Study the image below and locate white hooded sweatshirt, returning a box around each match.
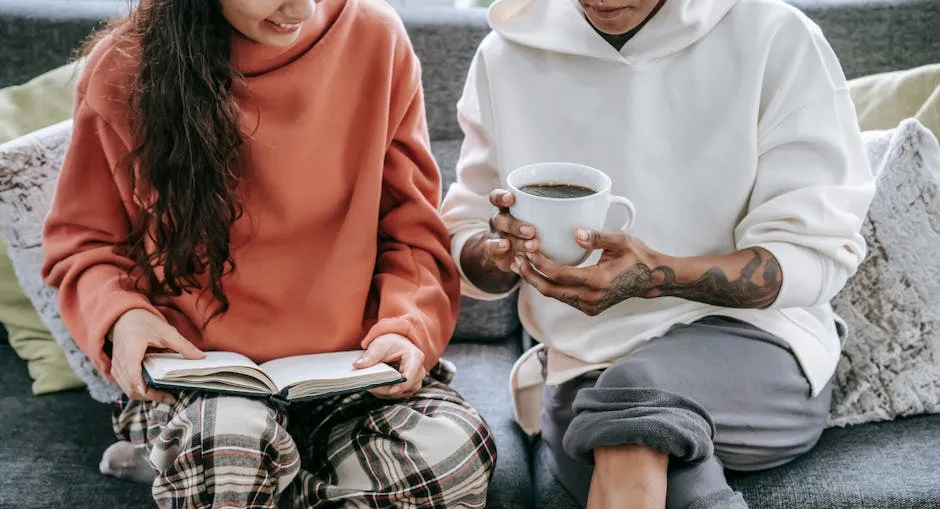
[440,0,875,432]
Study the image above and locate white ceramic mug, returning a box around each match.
[507,162,636,266]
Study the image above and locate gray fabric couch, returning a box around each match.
[1,0,939,508]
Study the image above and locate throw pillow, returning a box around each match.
[0,60,86,395]
[0,60,83,144]
[849,63,940,140]
[829,118,940,427]
[0,239,83,394]
[0,121,122,403]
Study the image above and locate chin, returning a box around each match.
[257,32,303,48]
[586,12,642,35]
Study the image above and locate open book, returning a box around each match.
[143,350,405,405]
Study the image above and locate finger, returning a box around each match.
[483,238,513,266]
[160,332,205,360]
[115,344,149,396]
[488,189,516,209]
[370,369,424,400]
[355,339,394,368]
[512,254,570,301]
[140,387,176,405]
[390,351,425,396]
[368,386,395,399]
[491,212,535,240]
[525,251,595,287]
[111,368,135,400]
[126,365,149,397]
[576,229,629,252]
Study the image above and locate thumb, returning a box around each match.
[576,229,628,252]
[161,331,205,360]
[355,339,393,368]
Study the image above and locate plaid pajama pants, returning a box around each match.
[113,368,496,509]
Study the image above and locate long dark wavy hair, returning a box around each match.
[84,0,246,321]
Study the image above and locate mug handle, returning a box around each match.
[609,195,637,231]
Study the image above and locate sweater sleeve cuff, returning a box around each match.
[451,228,520,302]
[86,291,162,376]
[758,241,826,309]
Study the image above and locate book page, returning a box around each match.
[259,350,401,393]
[144,351,277,393]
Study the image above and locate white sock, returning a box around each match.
[99,440,156,484]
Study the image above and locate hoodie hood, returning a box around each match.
[488,0,739,64]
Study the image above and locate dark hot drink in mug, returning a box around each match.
[519,183,597,199]
[507,162,637,266]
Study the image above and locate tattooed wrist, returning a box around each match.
[639,248,782,309]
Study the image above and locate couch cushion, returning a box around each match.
[431,139,521,342]
[729,415,940,508]
[445,339,534,509]
[533,414,940,509]
[0,339,153,508]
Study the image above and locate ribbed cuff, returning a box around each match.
[564,386,715,465]
[757,241,826,309]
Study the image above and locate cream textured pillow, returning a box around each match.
[829,119,940,427]
[0,121,122,403]
[849,63,940,140]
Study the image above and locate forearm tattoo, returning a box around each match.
[651,248,781,308]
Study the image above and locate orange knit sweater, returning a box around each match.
[41,0,459,377]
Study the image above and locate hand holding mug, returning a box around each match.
[483,189,540,273]
[507,162,636,266]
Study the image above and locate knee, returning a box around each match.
[593,356,670,392]
[564,359,716,465]
[416,405,496,499]
[152,394,296,474]
[363,393,496,506]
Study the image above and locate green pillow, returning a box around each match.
[0,61,85,394]
[849,63,940,140]
[0,60,83,144]
[0,239,84,394]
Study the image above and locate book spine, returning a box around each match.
[268,394,291,410]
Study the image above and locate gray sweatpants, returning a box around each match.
[541,315,832,509]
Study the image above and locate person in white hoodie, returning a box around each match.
[440,0,876,506]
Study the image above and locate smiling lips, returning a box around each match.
[265,19,304,33]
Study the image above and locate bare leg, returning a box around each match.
[587,444,668,509]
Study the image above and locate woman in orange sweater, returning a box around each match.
[41,0,495,506]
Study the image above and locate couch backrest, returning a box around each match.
[1,0,939,141]
[399,8,491,141]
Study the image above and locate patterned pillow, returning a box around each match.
[0,120,122,402]
[829,119,940,427]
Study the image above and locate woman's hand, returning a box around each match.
[511,229,665,316]
[109,308,205,404]
[355,334,427,400]
[459,189,539,293]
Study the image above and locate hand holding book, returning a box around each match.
[110,308,205,405]
[354,333,427,400]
